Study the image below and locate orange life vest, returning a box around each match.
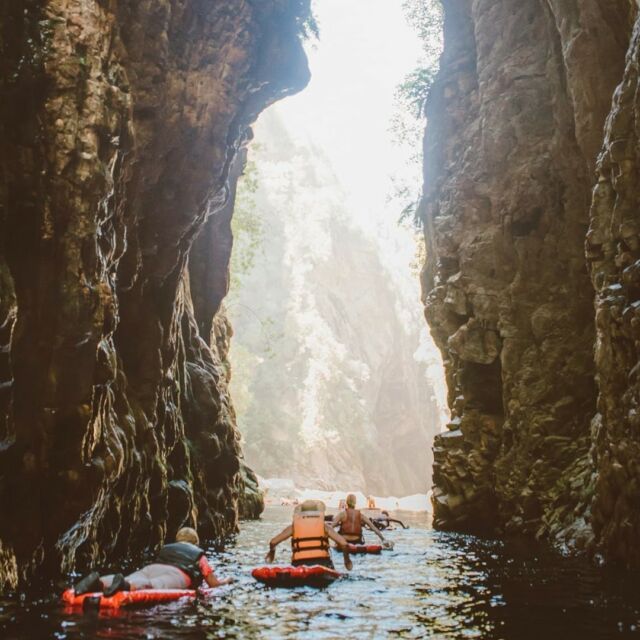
[339,508,362,538]
[291,511,330,562]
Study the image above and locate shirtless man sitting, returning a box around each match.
[332,494,393,548]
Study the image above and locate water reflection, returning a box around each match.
[1,507,639,639]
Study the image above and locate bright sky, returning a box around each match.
[252,0,448,422]
[273,0,423,241]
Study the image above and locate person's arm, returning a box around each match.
[325,524,352,571]
[362,514,393,548]
[266,525,293,562]
[199,556,234,588]
[205,572,233,587]
[331,511,345,528]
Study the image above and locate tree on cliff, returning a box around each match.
[390,0,443,228]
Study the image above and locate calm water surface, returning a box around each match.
[1,506,639,639]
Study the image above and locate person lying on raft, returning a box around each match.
[332,493,394,549]
[72,527,233,597]
[266,499,353,571]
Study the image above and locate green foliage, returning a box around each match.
[389,0,443,230]
[394,0,442,124]
[227,301,281,359]
[397,196,422,228]
[402,0,444,62]
[228,157,283,360]
[394,0,443,138]
[230,158,263,293]
[228,342,260,423]
[388,177,421,228]
[397,66,438,120]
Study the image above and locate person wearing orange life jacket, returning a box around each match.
[332,493,394,548]
[266,500,352,571]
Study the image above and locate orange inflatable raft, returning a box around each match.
[252,564,341,588]
[347,543,383,554]
[61,588,196,609]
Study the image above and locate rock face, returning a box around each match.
[0,0,309,590]
[237,462,264,521]
[229,111,446,498]
[422,0,640,566]
[588,16,640,568]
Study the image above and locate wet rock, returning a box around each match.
[0,0,310,590]
[448,320,499,365]
[587,15,640,568]
[237,463,265,521]
[422,0,637,564]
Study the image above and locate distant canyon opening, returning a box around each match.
[227,0,448,500]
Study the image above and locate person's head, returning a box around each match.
[299,499,325,513]
[346,493,357,508]
[176,527,199,545]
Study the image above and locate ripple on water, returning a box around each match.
[1,507,640,639]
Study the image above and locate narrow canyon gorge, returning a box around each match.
[1,0,640,596]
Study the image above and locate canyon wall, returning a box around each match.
[0,0,310,590]
[422,0,640,566]
[228,111,446,498]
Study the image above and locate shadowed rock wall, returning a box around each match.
[588,15,640,568]
[422,0,640,566]
[0,0,309,590]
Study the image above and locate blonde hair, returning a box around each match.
[176,527,199,545]
[300,499,326,512]
[346,493,357,508]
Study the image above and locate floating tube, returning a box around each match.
[347,543,383,554]
[61,588,196,609]
[252,565,341,588]
[372,517,409,530]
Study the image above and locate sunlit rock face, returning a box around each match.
[0,0,309,589]
[422,0,639,564]
[228,111,446,498]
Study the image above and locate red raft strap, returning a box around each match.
[347,544,383,554]
[252,565,341,583]
[61,588,196,609]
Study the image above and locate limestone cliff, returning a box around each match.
[422,0,640,567]
[0,0,309,590]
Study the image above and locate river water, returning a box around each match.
[1,506,639,639]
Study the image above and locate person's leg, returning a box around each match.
[123,567,154,590]
[103,572,133,597]
[74,571,102,594]
[143,564,191,589]
[101,564,190,592]
[99,574,114,590]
